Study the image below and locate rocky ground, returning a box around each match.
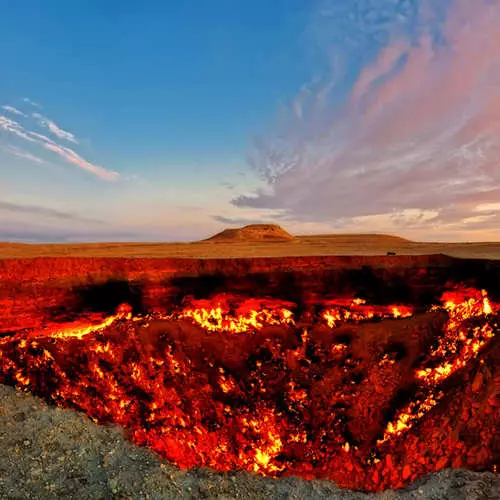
[0,384,498,500]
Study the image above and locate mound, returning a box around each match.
[300,233,413,243]
[205,224,295,242]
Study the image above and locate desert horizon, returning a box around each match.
[1,224,500,260]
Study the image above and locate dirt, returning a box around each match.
[0,384,498,500]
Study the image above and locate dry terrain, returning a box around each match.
[1,232,500,259]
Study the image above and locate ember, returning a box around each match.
[0,287,498,492]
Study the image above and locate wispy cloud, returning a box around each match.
[42,140,118,180]
[0,115,38,143]
[0,105,118,180]
[236,0,500,237]
[22,97,41,109]
[0,220,165,243]
[211,215,269,226]
[0,201,103,224]
[1,105,27,117]
[1,145,45,164]
[28,131,57,145]
[33,112,77,143]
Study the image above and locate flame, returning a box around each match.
[379,288,497,443]
[416,289,495,385]
[48,304,132,340]
[0,288,497,491]
[179,296,295,333]
[322,299,413,328]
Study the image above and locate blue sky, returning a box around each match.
[1,0,500,242]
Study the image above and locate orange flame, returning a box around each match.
[0,288,497,490]
[322,299,413,328]
[380,288,497,443]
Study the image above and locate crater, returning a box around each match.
[0,254,498,492]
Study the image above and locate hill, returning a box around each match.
[204,224,295,242]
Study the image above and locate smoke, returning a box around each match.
[235,0,500,237]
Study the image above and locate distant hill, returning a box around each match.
[205,224,295,242]
[298,233,413,244]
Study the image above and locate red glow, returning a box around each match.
[0,289,498,491]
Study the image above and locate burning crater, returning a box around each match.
[0,255,499,492]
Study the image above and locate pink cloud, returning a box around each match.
[236,0,500,239]
[42,142,118,180]
[350,41,409,104]
[33,112,78,143]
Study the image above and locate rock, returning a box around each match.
[436,457,449,469]
[472,371,484,393]
[402,465,412,480]
[488,392,499,407]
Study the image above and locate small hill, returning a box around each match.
[205,224,295,242]
[299,233,413,244]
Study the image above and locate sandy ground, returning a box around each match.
[0,384,498,500]
[1,234,500,259]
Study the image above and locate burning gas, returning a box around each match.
[0,288,498,491]
[321,298,413,328]
[178,295,296,333]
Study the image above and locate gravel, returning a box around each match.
[0,384,498,500]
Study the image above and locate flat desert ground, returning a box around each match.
[1,234,500,259]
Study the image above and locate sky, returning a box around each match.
[1,0,500,243]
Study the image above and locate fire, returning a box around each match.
[380,390,443,443]
[178,295,295,333]
[416,289,496,385]
[380,288,497,444]
[322,298,413,328]
[0,288,497,492]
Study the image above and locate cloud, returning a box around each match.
[0,115,38,143]
[476,203,500,213]
[0,112,118,180]
[33,112,77,143]
[0,201,103,224]
[235,0,500,238]
[211,215,271,226]
[41,141,118,180]
[1,105,27,118]
[1,145,45,164]
[28,131,57,145]
[22,97,41,109]
[0,220,168,243]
